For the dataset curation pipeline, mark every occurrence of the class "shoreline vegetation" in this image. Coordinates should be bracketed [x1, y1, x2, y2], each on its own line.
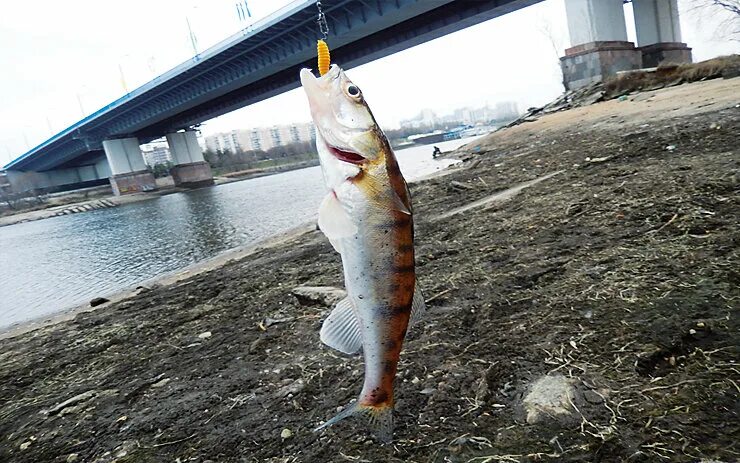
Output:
[1, 75, 738, 462]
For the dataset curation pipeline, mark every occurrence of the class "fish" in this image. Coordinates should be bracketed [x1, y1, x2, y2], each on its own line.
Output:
[300, 64, 425, 442]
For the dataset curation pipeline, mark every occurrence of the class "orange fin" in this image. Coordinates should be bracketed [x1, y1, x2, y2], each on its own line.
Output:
[314, 401, 394, 443]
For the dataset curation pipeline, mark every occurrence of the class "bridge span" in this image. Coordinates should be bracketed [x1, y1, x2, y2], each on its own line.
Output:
[3, 0, 689, 196]
[4, 0, 542, 195]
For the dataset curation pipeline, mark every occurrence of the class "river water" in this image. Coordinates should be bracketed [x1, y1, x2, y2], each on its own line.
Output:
[0, 137, 480, 329]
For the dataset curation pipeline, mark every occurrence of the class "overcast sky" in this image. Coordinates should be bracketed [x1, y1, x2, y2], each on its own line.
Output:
[1, 0, 738, 166]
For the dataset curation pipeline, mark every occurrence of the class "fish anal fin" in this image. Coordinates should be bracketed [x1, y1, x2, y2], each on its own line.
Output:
[320, 297, 362, 354]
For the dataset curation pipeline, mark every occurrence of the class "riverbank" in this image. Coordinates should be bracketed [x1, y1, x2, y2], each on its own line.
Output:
[1, 78, 737, 462]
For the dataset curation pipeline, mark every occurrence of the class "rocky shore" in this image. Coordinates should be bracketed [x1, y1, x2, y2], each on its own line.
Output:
[1, 78, 738, 463]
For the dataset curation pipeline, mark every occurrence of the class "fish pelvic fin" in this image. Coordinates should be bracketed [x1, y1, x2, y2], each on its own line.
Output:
[314, 400, 394, 443]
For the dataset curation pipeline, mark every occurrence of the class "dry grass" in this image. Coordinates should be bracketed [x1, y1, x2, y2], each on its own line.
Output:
[604, 54, 740, 98]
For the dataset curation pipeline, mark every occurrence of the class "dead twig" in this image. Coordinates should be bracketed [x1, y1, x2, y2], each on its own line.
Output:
[425, 288, 453, 304]
[148, 433, 197, 448]
[648, 213, 679, 234]
[641, 380, 700, 393]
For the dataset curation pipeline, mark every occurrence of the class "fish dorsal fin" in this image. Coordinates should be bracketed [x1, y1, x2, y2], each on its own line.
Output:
[409, 280, 426, 327]
[320, 297, 362, 354]
[318, 192, 358, 242]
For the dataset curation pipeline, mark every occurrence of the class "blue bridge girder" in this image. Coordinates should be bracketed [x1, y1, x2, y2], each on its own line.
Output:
[6, 0, 542, 172]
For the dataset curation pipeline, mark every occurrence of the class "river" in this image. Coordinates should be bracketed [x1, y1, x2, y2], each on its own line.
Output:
[0, 137, 480, 329]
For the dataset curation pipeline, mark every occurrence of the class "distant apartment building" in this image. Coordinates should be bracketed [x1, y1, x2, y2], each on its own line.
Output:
[401, 102, 520, 128]
[400, 108, 439, 129]
[140, 142, 171, 166]
[494, 101, 519, 121]
[205, 130, 240, 154]
[204, 123, 316, 153]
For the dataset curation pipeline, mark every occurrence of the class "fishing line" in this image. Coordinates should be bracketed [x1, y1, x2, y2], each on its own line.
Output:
[316, 1, 330, 75]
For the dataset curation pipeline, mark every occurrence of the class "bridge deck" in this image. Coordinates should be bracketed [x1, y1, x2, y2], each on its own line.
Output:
[5, 0, 541, 172]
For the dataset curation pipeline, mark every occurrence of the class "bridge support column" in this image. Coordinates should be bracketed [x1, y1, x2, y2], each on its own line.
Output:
[165, 131, 214, 189]
[560, 0, 641, 89]
[103, 137, 157, 196]
[633, 0, 691, 67]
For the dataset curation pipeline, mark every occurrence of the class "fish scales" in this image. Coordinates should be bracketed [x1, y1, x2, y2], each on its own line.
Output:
[300, 64, 425, 442]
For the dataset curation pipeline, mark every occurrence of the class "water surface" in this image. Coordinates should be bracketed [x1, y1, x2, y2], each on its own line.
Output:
[0, 137, 477, 328]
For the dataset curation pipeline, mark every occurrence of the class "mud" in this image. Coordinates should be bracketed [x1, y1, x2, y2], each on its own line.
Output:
[1, 80, 738, 462]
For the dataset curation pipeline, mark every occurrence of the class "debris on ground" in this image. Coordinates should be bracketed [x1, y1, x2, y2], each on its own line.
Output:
[0, 78, 737, 463]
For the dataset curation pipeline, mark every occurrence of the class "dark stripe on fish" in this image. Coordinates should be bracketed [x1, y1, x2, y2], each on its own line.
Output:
[374, 216, 410, 230]
[391, 263, 415, 274]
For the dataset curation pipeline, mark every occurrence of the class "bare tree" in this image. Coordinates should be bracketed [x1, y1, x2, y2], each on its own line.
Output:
[537, 16, 568, 90]
[690, 0, 740, 41]
[703, 0, 740, 15]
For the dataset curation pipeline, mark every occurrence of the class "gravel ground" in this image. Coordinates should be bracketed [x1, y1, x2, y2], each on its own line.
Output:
[0, 79, 738, 463]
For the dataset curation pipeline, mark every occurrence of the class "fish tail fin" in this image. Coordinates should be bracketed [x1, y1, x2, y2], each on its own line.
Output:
[314, 401, 394, 443]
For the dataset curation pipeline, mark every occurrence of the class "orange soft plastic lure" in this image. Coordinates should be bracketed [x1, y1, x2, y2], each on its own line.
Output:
[317, 39, 330, 76]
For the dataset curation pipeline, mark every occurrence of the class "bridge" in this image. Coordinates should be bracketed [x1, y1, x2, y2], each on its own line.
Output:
[3, 0, 689, 196]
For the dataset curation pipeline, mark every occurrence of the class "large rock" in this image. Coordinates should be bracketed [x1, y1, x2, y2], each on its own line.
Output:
[522, 375, 577, 425]
[90, 297, 110, 307]
[292, 286, 346, 307]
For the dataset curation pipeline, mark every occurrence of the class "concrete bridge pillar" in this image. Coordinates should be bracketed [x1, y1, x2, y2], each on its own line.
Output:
[632, 0, 692, 67]
[561, 0, 642, 89]
[102, 137, 157, 196]
[165, 131, 214, 188]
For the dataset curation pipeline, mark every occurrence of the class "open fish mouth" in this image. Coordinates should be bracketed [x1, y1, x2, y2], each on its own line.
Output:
[326, 143, 366, 164]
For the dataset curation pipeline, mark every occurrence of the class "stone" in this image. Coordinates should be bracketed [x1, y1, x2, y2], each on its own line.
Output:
[198, 331, 212, 339]
[66, 454, 79, 463]
[44, 390, 97, 416]
[722, 67, 740, 79]
[450, 180, 476, 191]
[622, 130, 649, 141]
[280, 428, 293, 439]
[292, 286, 346, 306]
[522, 375, 577, 425]
[90, 297, 110, 307]
[583, 389, 603, 404]
[151, 378, 170, 388]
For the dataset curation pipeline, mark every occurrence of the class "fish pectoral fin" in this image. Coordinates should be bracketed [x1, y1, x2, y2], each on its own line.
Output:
[328, 237, 342, 253]
[366, 183, 411, 215]
[320, 297, 362, 354]
[389, 188, 411, 215]
[409, 280, 426, 327]
[318, 192, 358, 242]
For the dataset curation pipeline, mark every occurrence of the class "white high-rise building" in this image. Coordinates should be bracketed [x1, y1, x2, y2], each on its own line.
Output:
[140, 141, 171, 166]
[494, 101, 519, 121]
[204, 123, 316, 153]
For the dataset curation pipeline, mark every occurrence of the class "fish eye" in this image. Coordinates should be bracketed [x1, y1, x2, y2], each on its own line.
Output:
[347, 84, 361, 97]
